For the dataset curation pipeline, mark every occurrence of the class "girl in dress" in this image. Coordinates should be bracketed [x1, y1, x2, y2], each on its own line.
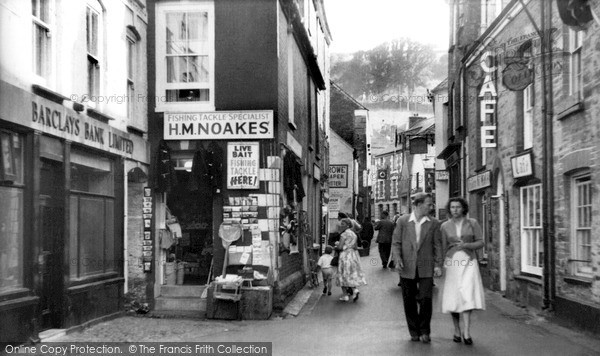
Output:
[441, 197, 485, 345]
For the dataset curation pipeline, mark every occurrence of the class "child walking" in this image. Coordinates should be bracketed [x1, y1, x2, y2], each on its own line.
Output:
[317, 245, 335, 296]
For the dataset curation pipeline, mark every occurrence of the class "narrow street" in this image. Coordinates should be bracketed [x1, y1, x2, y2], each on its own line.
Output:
[53, 242, 600, 356]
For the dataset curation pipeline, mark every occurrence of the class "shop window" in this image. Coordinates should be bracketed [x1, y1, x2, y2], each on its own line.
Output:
[86, 1, 103, 106]
[0, 132, 25, 294]
[69, 149, 116, 278]
[571, 173, 592, 277]
[156, 2, 214, 111]
[520, 184, 543, 275]
[32, 0, 53, 83]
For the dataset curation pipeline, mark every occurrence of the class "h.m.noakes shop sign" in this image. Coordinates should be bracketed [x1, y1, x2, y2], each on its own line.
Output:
[31, 96, 135, 158]
[164, 110, 274, 140]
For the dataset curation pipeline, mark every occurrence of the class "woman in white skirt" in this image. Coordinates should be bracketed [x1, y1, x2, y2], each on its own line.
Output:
[441, 197, 485, 345]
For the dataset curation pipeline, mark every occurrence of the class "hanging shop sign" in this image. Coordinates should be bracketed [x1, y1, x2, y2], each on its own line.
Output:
[31, 96, 135, 157]
[479, 51, 497, 148]
[313, 164, 321, 182]
[502, 58, 533, 91]
[329, 165, 348, 188]
[435, 170, 449, 181]
[467, 170, 491, 192]
[164, 110, 274, 140]
[511, 151, 534, 178]
[227, 142, 260, 189]
[409, 136, 428, 154]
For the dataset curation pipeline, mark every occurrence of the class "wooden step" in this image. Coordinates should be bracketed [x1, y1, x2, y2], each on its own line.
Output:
[154, 296, 207, 312]
[160, 285, 205, 297]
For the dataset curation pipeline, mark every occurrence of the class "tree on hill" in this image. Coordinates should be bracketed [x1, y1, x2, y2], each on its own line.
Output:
[331, 38, 439, 99]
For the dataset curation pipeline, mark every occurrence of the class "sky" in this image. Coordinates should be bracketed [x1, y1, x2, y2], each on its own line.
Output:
[323, 0, 450, 54]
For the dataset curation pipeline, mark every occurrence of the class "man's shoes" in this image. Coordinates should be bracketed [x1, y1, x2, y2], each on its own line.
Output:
[453, 335, 462, 343]
[353, 290, 360, 302]
[421, 335, 431, 344]
[327, 291, 331, 296]
[463, 337, 473, 345]
[323, 287, 328, 295]
[410, 336, 420, 342]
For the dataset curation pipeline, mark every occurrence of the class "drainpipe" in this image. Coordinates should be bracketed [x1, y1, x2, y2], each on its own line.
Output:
[539, 0, 555, 310]
[544, 0, 556, 310]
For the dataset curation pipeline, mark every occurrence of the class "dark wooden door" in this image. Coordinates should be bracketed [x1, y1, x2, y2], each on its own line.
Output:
[39, 159, 64, 330]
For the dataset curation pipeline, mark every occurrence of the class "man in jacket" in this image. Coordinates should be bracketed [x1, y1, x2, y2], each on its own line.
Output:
[392, 192, 442, 343]
[374, 211, 395, 268]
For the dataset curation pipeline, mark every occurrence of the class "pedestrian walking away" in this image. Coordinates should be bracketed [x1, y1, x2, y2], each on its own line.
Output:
[374, 210, 395, 269]
[440, 197, 486, 345]
[317, 245, 335, 296]
[359, 216, 374, 250]
[392, 192, 443, 343]
[335, 218, 367, 302]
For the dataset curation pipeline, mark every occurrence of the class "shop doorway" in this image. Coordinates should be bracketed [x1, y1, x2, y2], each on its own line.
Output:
[496, 174, 506, 293]
[39, 158, 65, 330]
[165, 169, 213, 286]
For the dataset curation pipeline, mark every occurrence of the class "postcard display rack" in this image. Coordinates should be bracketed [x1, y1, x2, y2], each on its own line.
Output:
[208, 195, 275, 320]
[142, 187, 153, 272]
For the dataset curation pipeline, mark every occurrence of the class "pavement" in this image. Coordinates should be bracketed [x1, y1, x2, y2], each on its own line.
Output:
[50, 241, 600, 355]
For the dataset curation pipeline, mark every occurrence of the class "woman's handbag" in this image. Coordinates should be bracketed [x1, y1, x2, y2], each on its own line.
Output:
[330, 255, 339, 267]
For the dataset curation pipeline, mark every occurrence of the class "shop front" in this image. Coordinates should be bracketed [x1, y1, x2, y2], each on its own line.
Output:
[0, 82, 147, 343]
[150, 110, 296, 318]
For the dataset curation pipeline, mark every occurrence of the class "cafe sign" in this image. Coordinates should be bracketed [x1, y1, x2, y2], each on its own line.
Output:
[227, 142, 259, 189]
[165, 110, 274, 140]
[511, 151, 534, 178]
[467, 170, 491, 192]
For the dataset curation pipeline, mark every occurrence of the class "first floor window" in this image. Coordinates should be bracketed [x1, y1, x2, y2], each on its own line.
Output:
[571, 174, 592, 277]
[520, 184, 543, 275]
[568, 29, 584, 98]
[160, 6, 213, 105]
[69, 149, 116, 278]
[32, 0, 52, 80]
[376, 180, 385, 199]
[86, 2, 102, 101]
[391, 178, 398, 197]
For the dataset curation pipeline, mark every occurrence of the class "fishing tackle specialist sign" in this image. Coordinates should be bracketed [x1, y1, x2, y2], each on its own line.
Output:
[228, 142, 259, 189]
[164, 111, 274, 140]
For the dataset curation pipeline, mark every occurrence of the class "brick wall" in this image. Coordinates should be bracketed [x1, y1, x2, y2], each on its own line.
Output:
[127, 181, 148, 303]
[553, 2, 600, 307]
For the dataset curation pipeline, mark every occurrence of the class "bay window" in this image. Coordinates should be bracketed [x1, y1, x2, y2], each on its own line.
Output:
[156, 2, 215, 111]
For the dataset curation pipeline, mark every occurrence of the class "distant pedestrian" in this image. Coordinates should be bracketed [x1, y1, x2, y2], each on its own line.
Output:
[359, 217, 374, 249]
[440, 197, 485, 345]
[374, 211, 395, 268]
[392, 192, 443, 343]
[336, 218, 367, 302]
[393, 212, 401, 224]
